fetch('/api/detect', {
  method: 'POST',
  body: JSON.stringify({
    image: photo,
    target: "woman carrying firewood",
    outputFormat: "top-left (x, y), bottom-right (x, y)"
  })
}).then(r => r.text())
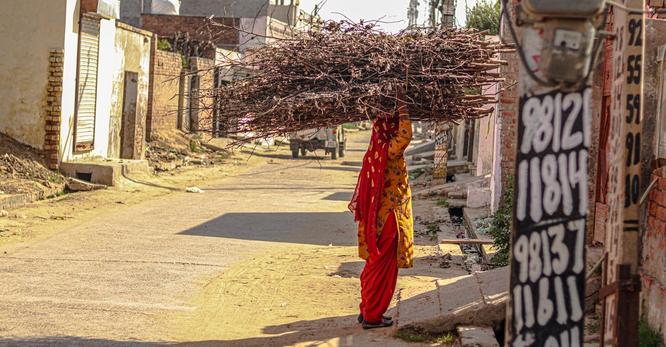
top-left (349, 93), bottom-right (414, 329)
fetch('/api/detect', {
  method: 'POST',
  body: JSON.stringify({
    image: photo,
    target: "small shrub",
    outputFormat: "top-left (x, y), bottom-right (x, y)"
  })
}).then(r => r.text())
top-left (409, 168), bottom-right (425, 180)
top-left (437, 198), bottom-right (449, 207)
top-left (640, 319), bottom-right (664, 347)
top-left (395, 329), bottom-right (455, 344)
top-left (488, 178), bottom-right (513, 266)
top-left (157, 38), bottom-right (172, 51)
top-left (426, 223), bottom-right (439, 240)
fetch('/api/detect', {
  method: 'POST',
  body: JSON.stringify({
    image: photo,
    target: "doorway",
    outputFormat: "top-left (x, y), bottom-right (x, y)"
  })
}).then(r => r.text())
top-left (121, 71), bottom-right (139, 159)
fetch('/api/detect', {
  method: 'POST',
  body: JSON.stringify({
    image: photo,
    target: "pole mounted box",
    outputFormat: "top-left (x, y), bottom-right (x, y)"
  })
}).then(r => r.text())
top-left (523, 0), bottom-right (606, 18)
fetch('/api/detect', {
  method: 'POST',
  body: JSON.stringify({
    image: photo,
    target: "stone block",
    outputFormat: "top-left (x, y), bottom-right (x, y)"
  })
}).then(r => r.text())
top-left (467, 187), bottom-right (491, 209)
top-left (65, 178), bottom-right (107, 192)
top-left (457, 326), bottom-right (500, 347)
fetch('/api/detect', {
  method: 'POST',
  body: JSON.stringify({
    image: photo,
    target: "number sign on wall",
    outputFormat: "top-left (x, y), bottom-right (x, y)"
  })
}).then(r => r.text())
top-left (509, 88), bottom-right (591, 347)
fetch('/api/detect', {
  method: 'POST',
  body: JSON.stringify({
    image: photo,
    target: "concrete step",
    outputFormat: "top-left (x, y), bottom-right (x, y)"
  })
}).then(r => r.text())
top-left (447, 199), bottom-right (467, 208)
top-left (405, 140), bottom-right (435, 156)
top-left (60, 160), bottom-right (150, 186)
top-left (412, 175), bottom-right (485, 198)
top-left (409, 151), bottom-right (435, 161)
top-left (457, 326), bottom-right (500, 347)
top-left (396, 267), bottom-right (509, 335)
top-left (448, 191), bottom-right (467, 199)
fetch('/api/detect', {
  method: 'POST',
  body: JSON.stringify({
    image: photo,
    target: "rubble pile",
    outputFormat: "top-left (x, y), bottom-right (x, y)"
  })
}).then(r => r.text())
top-left (0, 134), bottom-right (65, 196)
top-left (211, 21), bottom-right (509, 141)
top-left (146, 130), bottom-right (230, 172)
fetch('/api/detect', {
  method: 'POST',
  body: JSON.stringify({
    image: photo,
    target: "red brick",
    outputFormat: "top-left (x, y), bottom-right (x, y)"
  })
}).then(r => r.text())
top-left (657, 191), bottom-right (666, 208)
top-left (650, 202), bottom-right (659, 217)
top-left (141, 14), bottom-right (239, 58)
top-left (657, 205), bottom-right (666, 222)
top-left (657, 178), bottom-right (666, 192)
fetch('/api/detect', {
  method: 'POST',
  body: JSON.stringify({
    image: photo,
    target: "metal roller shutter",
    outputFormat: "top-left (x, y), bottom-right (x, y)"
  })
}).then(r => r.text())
top-left (75, 16), bottom-right (100, 150)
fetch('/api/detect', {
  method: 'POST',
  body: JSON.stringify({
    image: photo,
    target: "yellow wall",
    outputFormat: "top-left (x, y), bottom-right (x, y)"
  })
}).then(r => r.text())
top-left (0, 0), bottom-right (72, 149)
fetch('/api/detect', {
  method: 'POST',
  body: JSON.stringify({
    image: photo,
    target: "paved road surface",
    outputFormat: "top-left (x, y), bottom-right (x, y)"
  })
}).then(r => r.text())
top-left (0, 132), bottom-right (444, 346)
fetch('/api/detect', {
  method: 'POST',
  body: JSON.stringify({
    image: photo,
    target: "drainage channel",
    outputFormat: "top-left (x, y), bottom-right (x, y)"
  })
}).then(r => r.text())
top-left (447, 207), bottom-right (485, 273)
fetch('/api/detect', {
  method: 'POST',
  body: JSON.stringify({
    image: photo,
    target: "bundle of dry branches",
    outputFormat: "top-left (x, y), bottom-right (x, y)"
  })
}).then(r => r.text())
top-left (205, 21), bottom-right (509, 140)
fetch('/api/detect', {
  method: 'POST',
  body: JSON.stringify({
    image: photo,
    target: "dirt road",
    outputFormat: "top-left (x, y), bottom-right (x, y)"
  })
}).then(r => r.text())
top-left (0, 132), bottom-right (463, 346)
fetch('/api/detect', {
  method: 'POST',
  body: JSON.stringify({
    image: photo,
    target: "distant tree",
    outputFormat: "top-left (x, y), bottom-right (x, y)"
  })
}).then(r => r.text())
top-left (466, 0), bottom-right (501, 35)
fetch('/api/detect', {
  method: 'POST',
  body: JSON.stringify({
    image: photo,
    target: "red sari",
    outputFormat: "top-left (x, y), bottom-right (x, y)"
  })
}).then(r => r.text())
top-left (349, 115), bottom-right (402, 324)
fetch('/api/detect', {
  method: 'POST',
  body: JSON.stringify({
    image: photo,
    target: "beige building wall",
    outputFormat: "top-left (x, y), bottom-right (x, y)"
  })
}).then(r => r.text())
top-left (108, 23), bottom-right (151, 159)
top-left (0, 0), bottom-right (75, 150)
top-left (59, 0), bottom-right (83, 162)
top-left (61, 16), bottom-right (151, 161)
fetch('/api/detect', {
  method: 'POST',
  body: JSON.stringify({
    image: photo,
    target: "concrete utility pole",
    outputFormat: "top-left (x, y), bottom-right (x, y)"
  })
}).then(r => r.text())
top-left (428, 0), bottom-right (440, 28)
top-left (503, 0), bottom-right (605, 345)
top-left (440, 0), bottom-right (456, 28)
top-left (601, 0), bottom-right (645, 345)
top-left (431, 0), bottom-right (455, 180)
top-left (408, 0), bottom-right (420, 28)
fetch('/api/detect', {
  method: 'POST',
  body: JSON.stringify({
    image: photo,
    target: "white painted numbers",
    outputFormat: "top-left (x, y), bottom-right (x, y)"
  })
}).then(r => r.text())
top-left (510, 89), bottom-right (590, 347)
top-left (516, 89), bottom-right (591, 223)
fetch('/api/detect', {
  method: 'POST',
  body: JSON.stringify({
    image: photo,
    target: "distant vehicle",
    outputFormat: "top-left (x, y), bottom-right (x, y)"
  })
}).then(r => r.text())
top-left (290, 126), bottom-right (346, 160)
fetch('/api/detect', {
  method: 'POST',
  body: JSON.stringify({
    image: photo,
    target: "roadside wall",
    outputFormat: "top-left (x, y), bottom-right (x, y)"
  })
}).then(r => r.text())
top-left (491, 0), bottom-right (519, 209)
top-left (58, 0), bottom-right (84, 163)
top-left (108, 23), bottom-right (152, 159)
top-left (640, 18), bottom-right (666, 340)
top-left (0, 0), bottom-right (71, 150)
top-left (141, 14), bottom-right (239, 52)
top-left (180, 0), bottom-right (269, 18)
top-left (188, 57), bottom-right (215, 133)
top-left (477, 63), bottom-right (499, 179)
top-left (147, 48), bottom-right (184, 139)
top-left (643, 167), bottom-right (666, 338)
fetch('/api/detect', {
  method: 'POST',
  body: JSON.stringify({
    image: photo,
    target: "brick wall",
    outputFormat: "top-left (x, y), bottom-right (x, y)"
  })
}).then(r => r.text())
top-left (141, 14), bottom-right (239, 48)
top-left (44, 50), bottom-right (64, 170)
top-left (642, 167), bottom-right (666, 338)
top-left (188, 56), bottom-right (216, 133)
top-left (147, 43), bottom-right (184, 139)
top-left (497, 1), bottom-right (520, 199)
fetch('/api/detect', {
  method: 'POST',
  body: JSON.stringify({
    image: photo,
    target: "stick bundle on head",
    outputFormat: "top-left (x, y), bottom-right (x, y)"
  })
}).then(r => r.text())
top-left (204, 21), bottom-right (509, 142)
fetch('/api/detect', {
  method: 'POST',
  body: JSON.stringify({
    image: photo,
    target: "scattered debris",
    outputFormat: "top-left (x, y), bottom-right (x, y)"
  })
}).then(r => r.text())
top-left (185, 187), bottom-right (204, 193)
top-left (0, 133), bottom-right (65, 198)
top-left (146, 130), bottom-right (230, 173)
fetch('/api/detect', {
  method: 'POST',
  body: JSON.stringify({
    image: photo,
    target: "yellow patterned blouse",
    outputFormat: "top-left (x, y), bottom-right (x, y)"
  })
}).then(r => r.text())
top-left (358, 118), bottom-right (414, 268)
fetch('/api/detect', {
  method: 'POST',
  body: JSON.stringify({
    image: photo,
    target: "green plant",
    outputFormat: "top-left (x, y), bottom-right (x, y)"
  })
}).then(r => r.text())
top-left (426, 222), bottom-right (439, 240)
top-left (181, 54), bottom-right (190, 69)
top-left (409, 168), bottom-right (425, 180)
top-left (394, 329), bottom-right (455, 344)
top-left (466, 0), bottom-right (501, 36)
top-left (157, 38), bottom-right (172, 51)
top-left (437, 197), bottom-right (449, 207)
top-left (640, 319), bottom-right (665, 347)
top-left (488, 178), bottom-right (513, 266)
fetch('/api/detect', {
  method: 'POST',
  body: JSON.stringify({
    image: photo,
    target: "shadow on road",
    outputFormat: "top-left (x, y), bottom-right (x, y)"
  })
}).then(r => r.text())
top-left (322, 192), bottom-right (354, 201)
top-left (307, 165), bottom-right (361, 173)
top-left (240, 150), bottom-right (329, 161)
top-left (179, 212), bottom-right (357, 246)
top-left (0, 312), bottom-right (362, 346)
